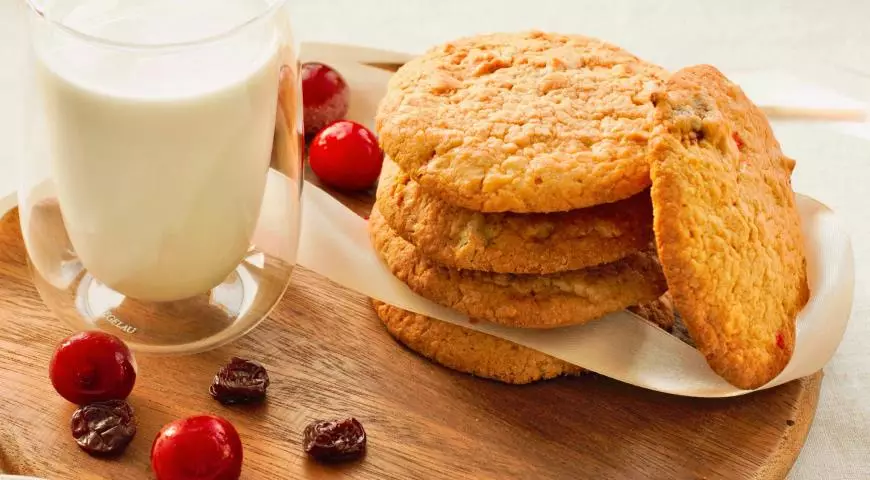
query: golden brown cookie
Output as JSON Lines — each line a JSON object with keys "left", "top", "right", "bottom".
{"left": 371, "top": 294, "right": 675, "bottom": 384}
{"left": 376, "top": 159, "right": 653, "bottom": 274}
{"left": 371, "top": 300, "right": 584, "bottom": 384}
{"left": 369, "top": 209, "right": 668, "bottom": 328}
{"left": 375, "top": 31, "right": 668, "bottom": 213}
{"left": 649, "top": 65, "right": 809, "bottom": 390}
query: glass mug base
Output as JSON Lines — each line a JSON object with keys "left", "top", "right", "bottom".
{"left": 29, "top": 247, "right": 293, "bottom": 354}
{"left": 22, "top": 0, "right": 303, "bottom": 354}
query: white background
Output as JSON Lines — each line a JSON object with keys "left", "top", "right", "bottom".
{"left": 1, "top": 0, "right": 869, "bottom": 478}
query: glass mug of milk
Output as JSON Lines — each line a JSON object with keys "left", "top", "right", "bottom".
{"left": 21, "top": 0, "right": 302, "bottom": 353}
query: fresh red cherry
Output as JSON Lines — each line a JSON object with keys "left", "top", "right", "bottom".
{"left": 151, "top": 415, "right": 243, "bottom": 480}
{"left": 302, "top": 62, "right": 350, "bottom": 137}
{"left": 309, "top": 120, "right": 383, "bottom": 191}
{"left": 49, "top": 331, "right": 137, "bottom": 405}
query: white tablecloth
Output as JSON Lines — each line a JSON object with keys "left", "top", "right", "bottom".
{"left": 1, "top": 1, "right": 868, "bottom": 478}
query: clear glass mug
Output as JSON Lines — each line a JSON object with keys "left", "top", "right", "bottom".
{"left": 20, "top": 0, "right": 302, "bottom": 353}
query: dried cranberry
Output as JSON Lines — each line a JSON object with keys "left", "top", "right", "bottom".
{"left": 50, "top": 331, "right": 137, "bottom": 405}
{"left": 209, "top": 357, "right": 270, "bottom": 405}
{"left": 303, "top": 418, "right": 366, "bottom": 462}
{"left": 732, "top": 131, "right": 745, "bottom": 151}
{"left": 302, "top": 62, "right": 350, "bottom": 137}
{"left": 308, "top": 120, "right": 383, "bottom": 191}
{"left": 151, "top": 415, "right": 243, "bottom": 480}
{"left": 71, "top": 400, "right": 136, "bottom": 456}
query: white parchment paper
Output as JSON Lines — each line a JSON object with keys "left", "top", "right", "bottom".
{"left": 295, "top": 181, "right": 854, "bottom": 398}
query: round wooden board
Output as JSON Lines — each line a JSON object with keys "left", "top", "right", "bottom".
{"left": 0, "top": 190, "right": 820, "bottom": 479}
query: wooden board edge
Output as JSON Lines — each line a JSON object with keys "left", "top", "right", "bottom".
{"left": 0, "top": 191, "right": 15, "bottom": 217}
{"left": 0, "top": 422, "right": 27, "bottom": 475}
{"left": 756, "top": 371, "right": 823, "bottom": 480}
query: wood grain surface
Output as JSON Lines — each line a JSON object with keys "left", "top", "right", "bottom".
{"left": 0, "top": 175, "right": 821, "bottom": 479}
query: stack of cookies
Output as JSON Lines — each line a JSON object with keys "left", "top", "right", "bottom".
{"left": 366, "top": 32, "right": 676, "bottom": 384}
{"left": 366, "top": 30, "right": 810, "bottom": 390}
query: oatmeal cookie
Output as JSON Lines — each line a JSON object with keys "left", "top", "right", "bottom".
{"left": 649, "top": 65, "right": 809, "bottom": 390}
{"left": 375, "top": 31, "right": 668, "bottom": 213}
{"left": 372, "top": 295, "right": 674, "bottom": 384}
{"left": 370, "top": 209, "right": 667, "bottom": 328}
{"left": 371, "top": 300, "right": 584, "bottom": 384}
{"left": 376, "top": 159, "right": 653, "bottom": 274}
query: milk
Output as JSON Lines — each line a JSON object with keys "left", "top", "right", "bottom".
{"left": 34, "top": 0, "right": 284, "bottom": 301}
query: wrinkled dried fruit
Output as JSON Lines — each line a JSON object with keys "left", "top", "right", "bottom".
{"left": 71, "top": 400, "right": 136, "bottom": 456}
{"left": 303, "top": 418, "right": 366, "bottom": 462}
{"left": 209, "top": 357, "right": 270, "bottom": 405}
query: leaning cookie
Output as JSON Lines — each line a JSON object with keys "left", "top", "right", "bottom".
{"left": 376, "top": 31, "right": 668, "bottom": 213}
{"left": 372, "top": 294, "right": 675, "bottom": 384}
{"left": 376, "top": 159, "right": 653, "bottom": 274}
{"left": 649, "top": 65, "right": 809, "bottom": 390}
{"left": 369, "top": 209, "right": 668, "bottom": 328}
